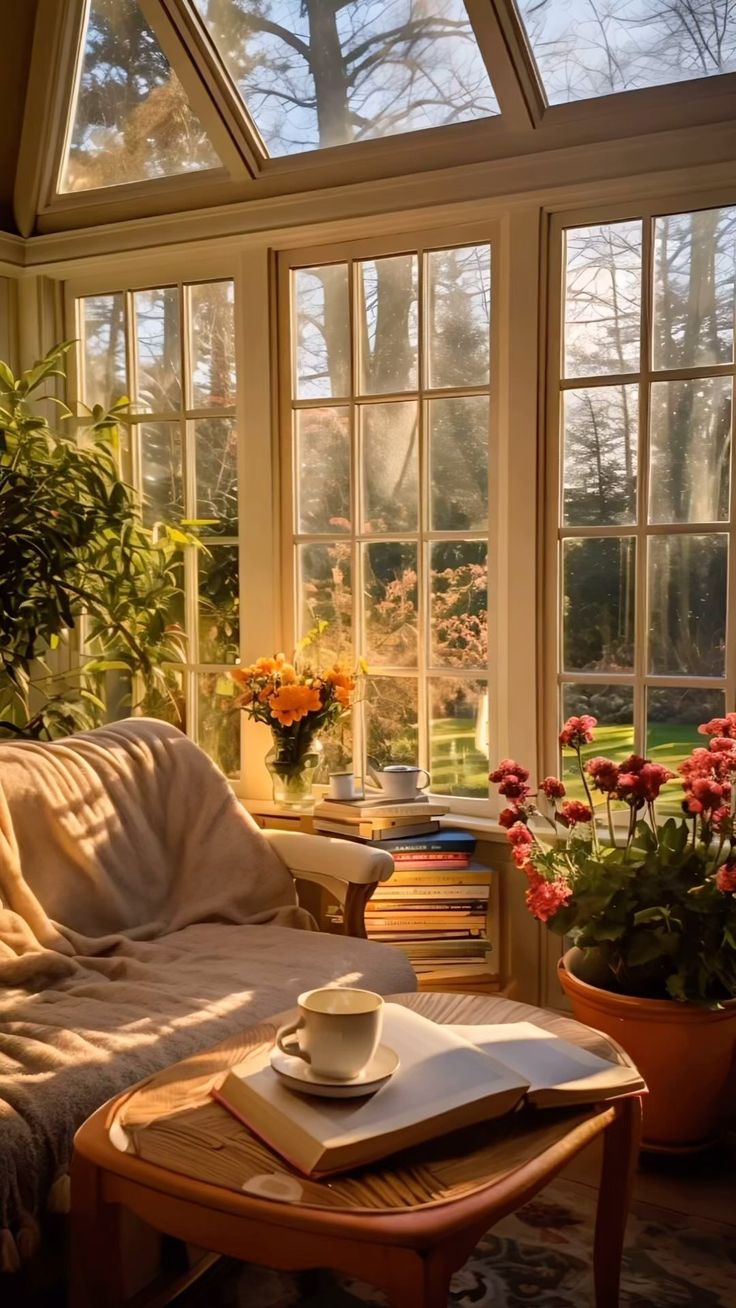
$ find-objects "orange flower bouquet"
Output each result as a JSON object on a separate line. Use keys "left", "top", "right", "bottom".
{"left": 231, "top": 635, "right": 359, "bottom": 810}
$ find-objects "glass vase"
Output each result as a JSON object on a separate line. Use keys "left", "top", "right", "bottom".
{"left": 265, "top": 730, "right": 323, "bottom": 812}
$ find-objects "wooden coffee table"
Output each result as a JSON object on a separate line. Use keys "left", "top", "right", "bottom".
{"left": 70, "top": 993, "right": 642, "bottom": 1308}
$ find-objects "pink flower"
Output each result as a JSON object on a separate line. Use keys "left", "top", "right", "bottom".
{"left": 715, "top": 864, "right": 736, "bottom": 893}
{"left": 507, "top": 821, "right": 533, "bottom": 847}
{"left": 698, "top": 712, "right": 736, "bottom": 739}
{"left": 498, "top": 806, "right": 521, "bottom": 829}
{"left": 617, "top": 761, "right": 673, "bottom": 805}
{"left": 540, "top": 776, "right": 566, "bottom": 799}
{"left": 712, "top": 805, "right": 732, "bottom": 833}
{"left": 684, "top": 777, "right": 729, "bottom": 816}
{"left": 524, "top": 870, "right": 572, "bottom": 923}
{"left": 586, "top": 756, "right": 620, "bottom": 794}
{"left": 489, "top": 759, "right": 531, "bottom": 802}
{"left": 559, "top": 715, "right": 597, "bottom": 748}
{"left": 558, "top": 799, "right": 593, "bottom": 827}
{"left": 512, "top": 844, "right": 534, "bottom": 867}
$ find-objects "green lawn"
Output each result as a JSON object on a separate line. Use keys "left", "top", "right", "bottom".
{"left": 430, "top": 717, "right": 703, "bottom": 811}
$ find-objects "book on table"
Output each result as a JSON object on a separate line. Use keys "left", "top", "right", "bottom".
{"left": 212, "top": 1004, "right": 645, "bottom": 1178}
{"left": 315, "top": 818, "right": 441, "bottom": 841}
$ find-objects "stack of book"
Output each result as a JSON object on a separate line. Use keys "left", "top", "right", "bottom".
{"left": 313, "top": 798, "right": 491, "bottom": 982}
{"left": 313, "top": 795, "right": 449, "bottom": 843}
{"left": 365, "top": 829, "right": 492, "bottom": 981}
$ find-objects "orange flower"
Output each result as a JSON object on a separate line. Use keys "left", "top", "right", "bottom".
{"left": 258, "top": 681, "right": 275, "bottom": 703}
{"left": 325, "top": 665, "right": 355, "bottom": 707}
{"left": 279, "top": 663, "right": 297, "bottom": 684}
{"left": 231, "top": 665, "right": 254, "bottom": 685}
{"left": 255, "top": 656, "right": 280, "bottom": 675}
{"left": 270, "top": 684, "right": 322, "bottom": 726}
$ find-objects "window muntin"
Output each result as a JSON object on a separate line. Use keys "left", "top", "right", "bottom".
{"left": 518, "top": 0, "right": 736, "bottom": 106}
{"left": 61, "top": 0, "right": 221, "bottom": 193}
{"left": 77, "top": 281, "right": 239, "bottom": 775}
{"left": 556, "top": 205, "right": 736, "bottom": 809}
{"left": 287, "top": 242, "right": 492, "bottom": 800}
{"left": 192, "top": 0, "right": 498, "bottom": 158}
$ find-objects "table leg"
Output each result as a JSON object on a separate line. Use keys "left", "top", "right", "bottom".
{"left": 593, "top": 1096, "right": 642, "bottom": 1308}
{"left": 379, "top": 1246, "right": 454, "bottom": 1308}
{"left": 69, "top": 1155, "right": 125, "bottom": 1308}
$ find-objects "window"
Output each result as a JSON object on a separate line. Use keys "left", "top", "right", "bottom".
{"left": 62, "top": 0, "right": 221, "bottom": 192}
{"left": 77, "top": 280, "right": 240, "bottom": 775}
{"left": 282, "top": 239, "right": 492, "bottom": 800}
{"left": 518, "top": 0, "right": 736, "bottom": 104}
{"left": 192, "top": 0, "right": 498, "bottom": 156}
{"left": 552, "top": 204, "right": 736, "bottom": 805}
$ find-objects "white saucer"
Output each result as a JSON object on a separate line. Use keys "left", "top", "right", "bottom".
{"left": 269, "top": 1044, "right": 400, "bottom": 1098}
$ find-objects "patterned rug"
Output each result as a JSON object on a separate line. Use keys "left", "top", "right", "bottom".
{"left": 177, "top": 1177, "right": 736, "bottom": 1307}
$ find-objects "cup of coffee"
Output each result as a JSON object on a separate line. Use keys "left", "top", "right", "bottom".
{"left": 276, "top": 987, "right": 384, "bottom": 1081}
{"left": 378, "top": 764, "right": 431, "bottom": 801}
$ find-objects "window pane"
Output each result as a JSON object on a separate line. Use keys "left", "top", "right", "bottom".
{"left": 430, "top": 679, "right": 489, "bottom": 798}
{"left": 198, "top": 673, "right": 240, "bottom": 779}
{"left": 80, "top": 294, "right": 127, "bottom": 406}
{"left": 61, "top": 0, "right": 220, "bottom": 192}
{"left": 358, "top": 256, "right": 418, "bottom": 395}
{"left": 139, "top": 423, "right": 183, "bottom": 527}
{"left": 563, "top": 386, "right": 638, "bottom": 526}
{"left": 430, "top": 541, "right": 488, "bottom": 669}
{"left": 198, "top": 546, "right": 239, "bottom": 664}
{"left": 193, "top": 0, "right": 498, "bottom": 158}
{"left": 296, "top": 409, "right": 351, "bottom": 534}
{"left": 518, "top": 1, "right": 736, "bottom": 105}
{"left": 363, "top": 542, "right": 418, "bottom": 667}
{"left": 429, "top": 397, "right": 489, "bottom": 530}
{"left": 134, "top": 288, "right": 181, "bottom": 412}
{"left": 653, "top": 208, "right": 736, "bottom": 370}
{"left": 562, "top": 537, "right": 635, "bottom": 672}
{"left": 561, "top": 684, "right": 634, "bottom": 804}
{"left": 141, "top": 667, "right": 185, "bottom": 729}
{"left": 194, "top": 418, "right": 238, "bottom": 535}
{"left": 427, "top": 245, "right": 491, "bottom": 388}
{"left": 298, "top": 543, "right": 352, "bottom": 659}
{"left": 649, "top": 534, "right": 728, "bottom": 676}
{"left": 366, "top": 676, "right": 419, "bottom": 767}
{"left": 649, "top": 378, "right": 732, "bottom": 524}
{"left": 564, "top": 222, "right": 642, "bottom": 378}
{"left": 362, "top": 402, "right": 418, "bottom": 532}
{"left": 188, "top": 282, "right": 236, "bottom": 408}
{"left": 647, "top": 686, "right": 726, "bottom": 814}
{"left": 294, "top": 266, "right": 350, "bottom": 399}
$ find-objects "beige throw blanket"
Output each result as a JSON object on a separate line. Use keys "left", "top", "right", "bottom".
{"left": 1, "top": 720, "right": 400, "bottom": 1267}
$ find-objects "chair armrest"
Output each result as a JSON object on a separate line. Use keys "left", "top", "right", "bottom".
{"left": 261, "top": 831, "right": 393, "bottom": 938}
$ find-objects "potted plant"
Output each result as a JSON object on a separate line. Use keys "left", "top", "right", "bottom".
{"left": 491, "top": 713, "right": 736, "bottom": 1152}
{"left": 0, "top": 343, "right": 188, "bottom": 739}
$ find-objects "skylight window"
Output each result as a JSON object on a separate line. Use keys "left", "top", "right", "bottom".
{"left": 61, "top": 0, "right": 221, "bottom": 193}
{"left": 517, "top": 0, "right": 736, "bottom": 104}
{"left": 191, "top": 0, "right": 499, "bottom": 157}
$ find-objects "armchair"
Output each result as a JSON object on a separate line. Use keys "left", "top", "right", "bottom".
{"left": 261, "top": 829, "right": 393, "bottom": 937}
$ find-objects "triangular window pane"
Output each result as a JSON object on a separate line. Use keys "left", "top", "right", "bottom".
{"left": 517, "top": 0, "right": 736, "bottom": 105}
{"left": 61, "top": 0, "right": 222, "bottom": 193}
{"left": 192, "top": 0, "right": 498, "bottom": 157}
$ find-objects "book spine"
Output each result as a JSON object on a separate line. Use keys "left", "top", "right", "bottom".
{"left": 387, "top": 872, "right": 492, "bottom": 887}
{"left": 368, "top": 887, "right": 490, "bottom": 900}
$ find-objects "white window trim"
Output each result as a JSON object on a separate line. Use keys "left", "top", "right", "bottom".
{"left": 542, "top": 183, "right": 736, "bottom": 787}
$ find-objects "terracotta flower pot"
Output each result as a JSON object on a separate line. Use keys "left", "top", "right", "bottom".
{"left": 559, "top": 948, "right": 736, "bottom": 1153}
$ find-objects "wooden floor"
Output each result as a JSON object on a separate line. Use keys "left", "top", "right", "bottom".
{"left": 561, "top": 1132, "right": 736, "bottom": 1227}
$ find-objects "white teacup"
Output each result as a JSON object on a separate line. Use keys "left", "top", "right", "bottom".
{"left": 328, "top": 772, "right": 363, "bottom": 801}
{"left": 378, "top": 764, "right": 431, "bottom": 801}
{"left": 276, "top": 987, "right": 384, "bottom": 1081}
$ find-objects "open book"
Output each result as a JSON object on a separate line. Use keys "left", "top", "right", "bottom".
{"left": 212, "top": 1005, "right": 644, "bottom": 1177}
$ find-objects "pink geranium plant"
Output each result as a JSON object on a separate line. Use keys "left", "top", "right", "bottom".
{"left": 490, "top": 714, "right": 736, "bottom": 1004}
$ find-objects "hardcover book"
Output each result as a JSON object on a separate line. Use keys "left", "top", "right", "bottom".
{"left": 213, "top": 1006, "right": 644, "bottom": 1178}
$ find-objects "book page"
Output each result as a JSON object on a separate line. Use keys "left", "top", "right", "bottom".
{"left": 235, "top": 1006, "right": 529, "bottom": 1154}
{"left": 451, "top": 1022, "right": 642, "bottom": 1099}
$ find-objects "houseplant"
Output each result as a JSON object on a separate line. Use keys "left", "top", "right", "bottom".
{"left": 0, "top": 343, "right": 187, "bottom": 739}
{"left": 231, "top": 629, "right": 360, "bottom": 810}
{"left": 491, "top": 713, "right": 736, "bottom": 1150}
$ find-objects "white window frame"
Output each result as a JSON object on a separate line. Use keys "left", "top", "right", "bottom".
{"left": 542, "top": 185, "right": 736, "bottom": 786}
{"left": 277, "top": 222, "right": 505, "bottom": 814}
